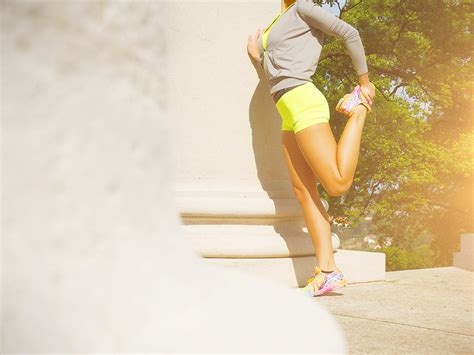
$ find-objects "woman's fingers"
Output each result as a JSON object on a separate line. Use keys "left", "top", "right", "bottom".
{"left": 247, "top": 29, "right": 262, "bottom": 62}
{"left": 248, "top": 28, "right": 260, "bottom": 44}
{"left": 360, "top": 85, "right": 375, "bottom": 105}
{"left": 364, "top": 92, "right": 373, "bottom": 106}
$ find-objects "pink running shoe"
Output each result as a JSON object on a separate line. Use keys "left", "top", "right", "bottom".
{"left": 336, "top": 84, "right": 374, "bottom": 117}
{"left": 301, "top": 265, "right": 348, "bottom": 297}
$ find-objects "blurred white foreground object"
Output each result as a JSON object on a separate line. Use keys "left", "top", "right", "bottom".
{"left": 2, "top": 1, "right": 347, "bottom": 353}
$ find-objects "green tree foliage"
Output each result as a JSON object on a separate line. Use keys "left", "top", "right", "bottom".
{"left": 313, "top": 0, "right": 473, "bottom": 269}
{"left": 379, "top": 244, "right": 436, "bottom": 271}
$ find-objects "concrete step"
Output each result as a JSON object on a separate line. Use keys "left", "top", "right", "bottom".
{"left": 459, "top": 233, "right": 473, "bottom": 252}
{"left": 182, "top": 223, "right": 341, "bottom": 257}
{"left": 453, "top": 252, "right": 473, "bottom": 271}
{"left": 453, "top": 233, "right": 473, "bottom": 271}
{"left": 177, "top": 188, "right": 385, "bottom": 287}
{"left": 181, "top": 224, "right": 386, "bottom": 287}
{"left": 201, "top": 250, "right": 386, "bottom": 288}
{"left": 176, "top": 186, "right": 325, "bottom": 218}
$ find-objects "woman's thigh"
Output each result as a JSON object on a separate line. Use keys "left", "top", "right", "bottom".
{"left": 281, "top": 131, "right": 319, "bottom": 196}
{"left": 294, "top": 122, "right": 342, "bottom": 192}
{"left": 276, "top": 83, "right": 341, "bottom": 194}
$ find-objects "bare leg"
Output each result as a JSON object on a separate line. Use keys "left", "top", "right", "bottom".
{"left": 295, "top": 105, "right": 368, "bottom": 196}
{"left": 281, "top": 131, "right": 336, "bottom": 271}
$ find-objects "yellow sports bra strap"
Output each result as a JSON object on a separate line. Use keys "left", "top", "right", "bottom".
{"left": 262, "top": 2, "right": 296, "bottom": 51}
{"left": 262, "top": 15, "right": 279, "bottom": 51}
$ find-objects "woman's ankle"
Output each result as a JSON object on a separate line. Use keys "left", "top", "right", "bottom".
{"left": 318, "top": 263, "right": 337, "bottom": 272}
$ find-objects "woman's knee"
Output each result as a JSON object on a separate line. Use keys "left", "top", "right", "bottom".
{"left": 324, "top": 184, "right": 351, "bottom": 196}
{"left": 322, "top": 179, "right": 352, "bottom": 197}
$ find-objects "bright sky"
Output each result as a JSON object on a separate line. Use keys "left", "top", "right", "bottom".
{"left": 323, "top": 0, "right": 346, "bottom": 15}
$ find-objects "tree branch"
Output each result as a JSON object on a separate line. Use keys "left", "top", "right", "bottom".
{"left": 319, "top": 52, "right": 442, "bottom": 103}
{"left": 389, "top": 82, "right": 408, "bottom": 97}
{"left": 333, "top": 0, "right": 343, "bottom": 15}
{"left": 319, "top": 51, "right": 347, "bottom": 61}
{"left": 356, "top": 178, "right": 384, "bottom": 220}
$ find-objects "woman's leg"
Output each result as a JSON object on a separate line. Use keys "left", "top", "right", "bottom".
{"left": 281, "top": 131, "right": 336, "bottom": 271}
{"left": 294, "top": 105, "right": 368, "bottom": 196}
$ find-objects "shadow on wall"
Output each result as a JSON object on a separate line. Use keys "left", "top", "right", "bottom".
{"left": 247, "top": 56, "right": 329, "bottom": 287}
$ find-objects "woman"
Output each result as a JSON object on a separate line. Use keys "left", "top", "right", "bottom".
{"left": 247, "top": 0, "right": 376, "bottom": 297}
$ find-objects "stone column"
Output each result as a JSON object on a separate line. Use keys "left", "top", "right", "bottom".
{"left": 166, "top": 1, "right": 385, "bottom": 286}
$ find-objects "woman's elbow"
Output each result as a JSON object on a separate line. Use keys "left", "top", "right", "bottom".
{"left": 344, "top": 26, "right": 362, "bottom": 43}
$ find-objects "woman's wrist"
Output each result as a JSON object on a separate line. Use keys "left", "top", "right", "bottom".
{"left": 359, "top": 72, "right": 370, "bottom": 85}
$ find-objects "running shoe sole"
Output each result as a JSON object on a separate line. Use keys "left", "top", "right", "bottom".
{"left": 313, "top": 278, "right": 348, "bottom": 296}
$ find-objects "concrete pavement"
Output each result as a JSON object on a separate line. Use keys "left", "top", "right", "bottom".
{"left": 306, "top": 266, "right": 473, "bottom": 354}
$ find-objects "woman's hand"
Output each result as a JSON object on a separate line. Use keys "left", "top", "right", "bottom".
{"left": 358, "top": 73, "right": 376, "bottom": 105}
{"left": 247, "top": 28, "right": 262, "bottom": 63}
{"left": 360, "top": 82, "right": 376, "bottom": 106}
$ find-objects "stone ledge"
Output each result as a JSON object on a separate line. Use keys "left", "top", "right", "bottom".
{"left": 202, "top": 250, "right": 386, "bottom": 287}
{"left": 175, "top": 186, "right": 329, "bottom": 217}
{"left": 183, "top": 223, "right": 342, "bottom": 257}
{"left": 453, "top": 233, "right": 473, "bottom": 271}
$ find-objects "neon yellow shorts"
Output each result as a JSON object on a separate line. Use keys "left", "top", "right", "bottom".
{"left": 275, "top": 82, "right": 330, "bottom": 133}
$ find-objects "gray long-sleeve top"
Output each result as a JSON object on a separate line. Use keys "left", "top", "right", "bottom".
{"left": 257, "top": 0, "right": 369, "bottom": 95}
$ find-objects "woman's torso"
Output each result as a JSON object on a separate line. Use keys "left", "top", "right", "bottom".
{"left": 258, "top": 0, "right": 325, "bottom": 96}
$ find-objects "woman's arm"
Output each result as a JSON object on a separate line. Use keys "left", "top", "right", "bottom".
{"left": 296, "top": 0, "right": 369, "bottom": 78}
